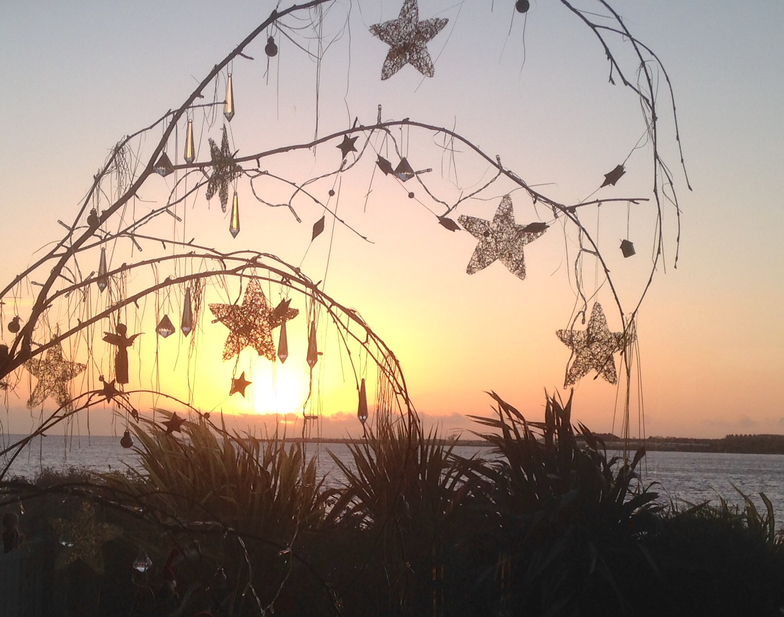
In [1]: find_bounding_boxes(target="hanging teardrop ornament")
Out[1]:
[133,551,153,573]
[229,192,240,238]
[97,246,109,292]
[306,322,318,368]
[120,429,133,449]
[156,315,176,338]
[224,73,235,122]
[277,319,289,363]
[184,119,195,164]
[265,36,278,57]
[181,287,193,336]
[357,378,368,424]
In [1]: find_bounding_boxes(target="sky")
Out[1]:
[0,0,782,441]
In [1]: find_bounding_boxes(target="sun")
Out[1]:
[249,362,312,415]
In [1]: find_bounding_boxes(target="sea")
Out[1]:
[2,434,784,520]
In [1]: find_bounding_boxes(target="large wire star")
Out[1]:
[458,195,546,280]
[206,125,242,212]
[369,0,448,80]
[209,279,298,361]
[26,341,86,411]
[556,303,628,387]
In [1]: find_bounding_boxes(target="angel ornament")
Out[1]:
[103,323,141,385]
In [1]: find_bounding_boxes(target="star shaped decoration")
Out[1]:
[209,279,298,361]
[336,135,358,159]
[556,303,629,387]
[206,125,243,212]
[458,195,546,280]
[51,501,122,574]
[369,0,448,80]
[163,412,187,434]
[230,371,252,397]
[26,341,86,411]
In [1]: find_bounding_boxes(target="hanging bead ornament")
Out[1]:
[515,0,530,13]
[181,288,194,336]
[357,378,369,424]
[265,36,278,57]
[156,315,176,338]
[120,429,133,449]
[184,119,195,164]
[307,322,319,368]
[277,320,289,363]
[224,73,235,122]
[229,191,240,238]
[97,246,109,292]
[620,239,636,258]
[7,316,20,334]
[133,551,153,573]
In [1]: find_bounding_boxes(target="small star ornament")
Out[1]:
[26,342,87,411]
[369,0,448,80]
[556,303,629,387]
[163,412,187,435]
[209,279,298,361]
[458,195,546,280]
[51,501,122,574]
[206,125,243,212]
[230,371,252,397]
[336,135,358,159]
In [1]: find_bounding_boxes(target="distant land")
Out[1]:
[263,434,784,455]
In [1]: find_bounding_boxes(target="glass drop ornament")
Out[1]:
[515,0,530,13]
[306,322,318,368]
[184,119,195,164]
[265,36,278,57]
[224,73,235,122]
[120,429,133,449]
[154,152,175,176]
[181,288,193,336]
[277,319,288,363]
[229,192,240,238]
[357,378,368,424]
[7,316,20,334]
[97,246,109,292]
[156,314,176,338]
[133,551,153,573]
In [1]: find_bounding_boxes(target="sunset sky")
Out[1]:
[0,0,782,441]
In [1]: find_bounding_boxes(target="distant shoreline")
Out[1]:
[255,434,784,455]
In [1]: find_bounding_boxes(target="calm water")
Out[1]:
[3,435,783,518]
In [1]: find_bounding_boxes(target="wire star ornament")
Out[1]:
[230,371,252,397]
[26,341,86,410]
[51,501,122,574]
[206,125,242,212]
[458,195,547,280]
[556,303,629,387]
[209,279,298,361]
[369,0,448,80]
